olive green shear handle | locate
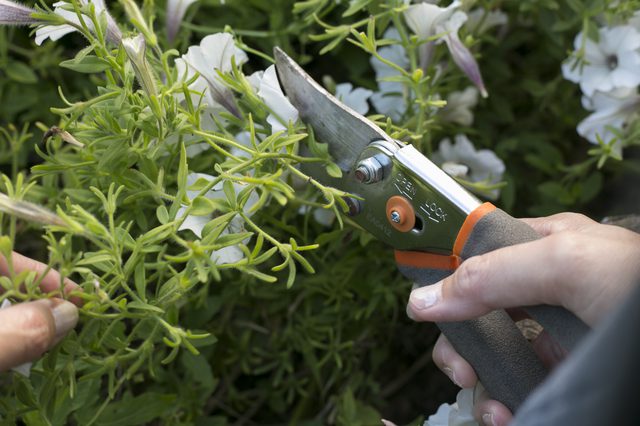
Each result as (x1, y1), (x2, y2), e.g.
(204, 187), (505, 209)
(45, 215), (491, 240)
(396, 203), (590, 413)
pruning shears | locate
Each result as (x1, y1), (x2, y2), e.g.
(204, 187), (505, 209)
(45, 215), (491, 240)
(274, 47), (590, 412)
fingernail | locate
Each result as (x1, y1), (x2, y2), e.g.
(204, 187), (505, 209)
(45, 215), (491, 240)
(409, 282), (441, 310)
(443, 366), (461, 387)
(482, 413), (496, 426)
(51, 300), (79, 342)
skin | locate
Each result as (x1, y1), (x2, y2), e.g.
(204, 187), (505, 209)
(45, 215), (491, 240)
(0, 251), (81, 372)
(406, 213), (640, 426)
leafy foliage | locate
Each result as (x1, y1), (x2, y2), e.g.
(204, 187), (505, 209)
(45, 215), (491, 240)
(0, 0), (638, 425)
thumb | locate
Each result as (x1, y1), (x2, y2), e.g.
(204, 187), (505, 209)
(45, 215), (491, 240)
(406, 237), (571, 323)
(0, 299), (79, 372)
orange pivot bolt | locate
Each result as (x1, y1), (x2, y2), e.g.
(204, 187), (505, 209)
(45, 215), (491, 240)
(385, 195), (416, 232)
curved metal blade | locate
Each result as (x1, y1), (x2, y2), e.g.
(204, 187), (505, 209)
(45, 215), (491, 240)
(274, 47), (395, 171)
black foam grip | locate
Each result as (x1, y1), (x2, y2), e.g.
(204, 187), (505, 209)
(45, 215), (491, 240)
(399, 264), (547, 412)
(439, 314), (547, 411)
(460, 208), (590, 353)
(396, 208), (591, 412)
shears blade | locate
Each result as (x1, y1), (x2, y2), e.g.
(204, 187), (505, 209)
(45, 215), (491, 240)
(273, 47), (396, 171)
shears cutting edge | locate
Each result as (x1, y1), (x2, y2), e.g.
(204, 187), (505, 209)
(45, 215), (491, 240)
(274, 47), (590, 412)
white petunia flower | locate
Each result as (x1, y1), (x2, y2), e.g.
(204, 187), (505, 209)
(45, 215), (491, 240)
(298, 205), (336, 227)
(434, 134), (505, 199)
(447, 387), (478, 426)
(440, 86), (479, 126)
(256, 65), (299, 133)
(175, 33), (248, 118)
(35, 0), (121, 45)
(246, 69), (264, 92)
(1, 299), (32, 377)
(177, 172), (259, 264)
(403, 0), (460, 39)
(231, 131), (254, 160)
(335, 83), (373, 115)
(441, 161), (469, 177)
(404, 2), (487, 97)
(424, 402), (450, 426)
(370, 28), (411, 121)
(562, 26), (640, 97)
(423, 388), (478, 426)
(0, 0), (39, 26)
(166, 0), (197, 43)
(577, 88), (640, 152)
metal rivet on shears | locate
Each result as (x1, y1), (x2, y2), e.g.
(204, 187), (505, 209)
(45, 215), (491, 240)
(385, 196), (415, 232)
(342, 197), (361, 216)
(354, 157), (384, 184)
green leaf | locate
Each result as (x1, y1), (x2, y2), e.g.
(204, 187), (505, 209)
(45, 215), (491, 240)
(343, 0), (372, 17)
(13, 374), (38, 409)
(156, 205), (169, 224)
(578, 172), (602, 203)
(5, 61), (37, 84)
(77, 252), (113, 266)
(222, 180), (236, 209)
(60, 56), (111, 74)
(325, 162), (343, 178)
(127, 301), (164, 313)
(214, 232), (252, 246)
(191, 196), (217, 216)
(286, 257), (296, 288)
(176, 142), (188, 202)
(538, 181), (574, 205)
(181, 352), (217, 391)
(244, 268), (277, 282)
(95, 392), (176, 426)
(134, 262), (147, 301)
(566, 0), (584, 13)
(0, 236), (13, 260)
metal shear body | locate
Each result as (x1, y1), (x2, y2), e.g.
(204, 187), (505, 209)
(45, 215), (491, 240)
(274, 47), (589, 412)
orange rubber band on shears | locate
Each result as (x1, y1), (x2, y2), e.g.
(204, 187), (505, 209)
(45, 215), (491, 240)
(394, 202), (497, 271)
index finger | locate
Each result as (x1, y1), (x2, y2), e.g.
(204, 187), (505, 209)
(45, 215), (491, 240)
(0, 251), (82, 305)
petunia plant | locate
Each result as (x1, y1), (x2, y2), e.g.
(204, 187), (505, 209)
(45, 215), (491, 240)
(0, 0), (637, 425)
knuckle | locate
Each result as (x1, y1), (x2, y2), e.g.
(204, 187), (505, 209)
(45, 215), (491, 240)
(452, 256), (488, 300)
(541, 212), (592, 235)
(544, 233), (586, 296)
(553, 212), (593, 229)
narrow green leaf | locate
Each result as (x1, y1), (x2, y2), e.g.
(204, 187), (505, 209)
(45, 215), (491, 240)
(343, 0), (373, 16)
(5, 61), (37, 84)
(60, 56), (111, 73)
(134, 262), (147, 301)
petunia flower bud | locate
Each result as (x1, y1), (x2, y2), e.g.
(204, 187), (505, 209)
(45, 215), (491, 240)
(0, 192), (66, 227)
(403, 3), (488, 98)
(0, 0), (39, 26)
(442, 12), (488, 98)
(166, 0), (197, 43)
(122, 34), (158, 99)
(100, 2), (122, 45)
